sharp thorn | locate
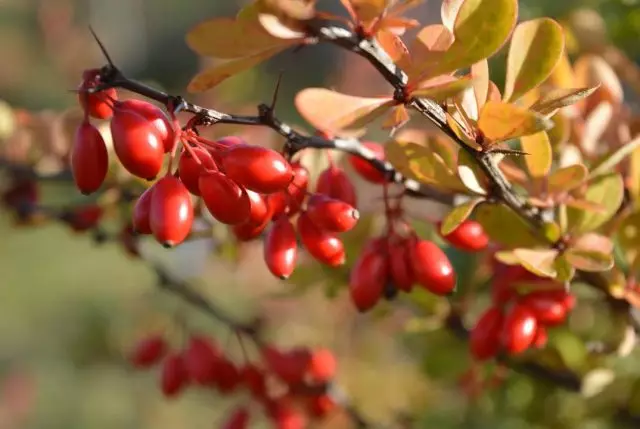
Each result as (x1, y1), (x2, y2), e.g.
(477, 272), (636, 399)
(88, 26), (115, 67)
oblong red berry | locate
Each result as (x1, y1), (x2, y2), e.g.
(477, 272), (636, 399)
(262, 347), (310, 386)
(518, 292), (568, 326)
(315, 166), (357, 208)
(221, 145), (293, 194)
(246, 190), (270, 226)
(64, 205), (104, 232)
(178, 146), (216, 195)
(388, 239), (414, 292)
(348, 141), (387, 183)
(232, 217), (270, 242)
(240, 364), (267, 399)
(149, 176), (194, 247)
(286, 162), (309, 215)
(306, 194), (359, 233)
(199, 171), (251, 225)
(130, 335), (168, 368)
(110, 107), (165, 180)
(132, 186), (154, 234)
(160, 352), (189, 397)
(440, 220), (489, 252)
(71, 120), (109, 195)
(210, 136), (247, 169)
(78, 69), (117, 119)
(533, 326), (548, 348)
(308, 348), (337, 382)
(469, 307), (503, 361)
(501, 304), (538, 355)
(221, 406), (250, 429)
(297, 212), (345, 266)
(410, 239), (456, 295)
(307, 394), (337, 419)
(115, 99), (175, 153)
(264, 216), (298, 279)
(214, 358), (241, 393)
(183, 335), (221, 385)
(349, 250), (387, 312)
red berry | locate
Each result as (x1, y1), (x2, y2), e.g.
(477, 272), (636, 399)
(270, 401), (307, 429)
(183, 336), (221, 385)
(71, 120), (109, 195)
(297, 212), (346, 266)
(214, 358), (241, 393)
(221, 406), (250, 429)
(267, 192), (288, 219)
(149, 176), (194, 247)
(348, 141), (387, 183)
(263, 347), (310, 386)
(501, 304), (538, 355)
(246, 190), (270, 226)
(305, 194), (359, 233)
(160, 353), (189, 397)
(64, 205), (103, 232)
(469, 307), (503, 361)
(308, 348), (336, 382)
(388, 239), (415, 292)
(110, 105), (165, 180)
(220, 145), (293, 194)
(286, 162), (310, 215)
(533, 326), (548, 349)
(115, 99), (175, 153)
(410, 239), (456, 295)
(440, 220), (489, 252)
(240, 364), (267, 399)
(349, 249), (387, 312)
(78, 69), (117, 119)
(178, 147), (216, 195)
(1, 179), (38, 210)
(130, 335), (168, 368)
(232, 217), (270, 242)
(316, 165), (357, 208)
(307, 394), (337, 419)
(132, 186), (154, 234)
(264, 215), (298, 279)
(199, 171), (251, 225)
(518, 292), (568, 326)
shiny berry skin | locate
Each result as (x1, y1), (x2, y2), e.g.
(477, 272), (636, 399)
(199, 171), (251, 225)
(264, 216), (298, 279)
(469, 307), (503, 361)
(263, 347), (310, 386)
(210, 136), (247, 169)
(410, 239), (456, 295)
(220, 145), (293, 194)
(221, 406), (250, 429)
(183, 336), (221, 385)
(129, 335), (168, 368)
(349, 250), (387, 312)
(114, 99), (175, 153)
(440, 220), (489, 252)
(348, 141), (387, 183)
(160, 353), (189, 397)
(533, 326), (548, 349)
(149, 176), (194, 247)
(306, 194), (359, 233)
(308, 348), (337, 382)
(78, 69), (117, 119)
(501, 304), (538, 355)
(178, 147), (216, 195)
(297, 212), (346, 266)
(240, 364), (267, 399)
(132, 186), (154, 234)
(388, 240), (414, 292)
(315, 165), (357, 208)
(71, 120), (109, 195)
(232, 217), (270, 242)
(245, 190), (270, 226)
(110, 105), (165, 180)
(518, 292), (568, 326)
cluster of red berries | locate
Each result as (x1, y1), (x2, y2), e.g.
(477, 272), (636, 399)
(129, 333), (339, 428)
(470, 262), (576, 361)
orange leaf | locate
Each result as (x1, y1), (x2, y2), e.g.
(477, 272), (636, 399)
(487, 81), (502, 102)
(471, 60), (490, 111)
(347, 0), (388, 24)
(547, 164), (587, 193)
(382, 105), (410, 130)
(295, 88), (395, 136)
(409, 75), (475, 101)
(477, 101), (554, 143)
(404, 25), (454, 79)
(376, 29), (410, 62)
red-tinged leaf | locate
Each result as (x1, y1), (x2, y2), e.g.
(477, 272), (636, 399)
(409, 75), (475, 101)
(347, 0), (388, 23)
(471, 60), (490, 111)
(440, 197), (485, 235)
(188, 46), (289, 93)
(572, 233), (614, 254)
(257, 13), (307, 39)
(530, 86), (600, 117)
(567, 173), (624, 234)
(487, 81), (502, 102)
(256, 0), (317, 20)
(512, 248), (559, 278)
(521, 131), (552, 178)
(503, 18), (565, 103)
(382, 105), (410, 130)
(547, 164), (587, 193)
(376, 29), (410, 62)
(477, 101), (554, 143)
(295, 88), (395, 136)
(588, 135), (640, 179)
(564, 248), (614, 272)
(500, 161), (529, 184)
(564, 198), (607, 213)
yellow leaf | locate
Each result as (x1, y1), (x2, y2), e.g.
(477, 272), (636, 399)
(476, 203), (546, 248)
(295, 88), (395, 136)
(521, 131), (552, 178)
(440, 198), (484, 235)
(547, 112), (570, 147)
(471, 59), (490, 111)
(347, 0), (388, 23)
(564, 248), (614, 272)
(617, 211), (640, 253)
(530, 86), (600, 117)
(566, 173), (624, 234)
(384, 140), (431, 181)
(457, 148), (487, 195)
(404, 25), (454, 76)
(588, 135), (640, 179)
(548, 50), (576, 89)
(187, 46), (287, 93)
(409, 75), (475, 101)
(477, 101), (554, 143)
(445, 113), (481, 150)
(503, 18), (565, 103)
(382, 105), (410, 130)
(513, 248), (559, 278)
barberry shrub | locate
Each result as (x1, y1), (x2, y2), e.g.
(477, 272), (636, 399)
(1, 0), (640, 428)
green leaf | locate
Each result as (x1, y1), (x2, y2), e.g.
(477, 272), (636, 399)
(476, 203), (545, 248)
(564, 248), (614, 272)
(588, 135), (640, 179)
(547, 164), (587, 193)
(542, 221), (562, 242)
(520, 131), (552, 178)
(530, 86), (600, 116)
(567, 173), (624, 234)
(440, 198), (485, 235)
(554, 255), (576, 282)
(477, 101), (554, 143)
(618, 211), (640, 252)
(503, 18), (565, 103)
(512, 248), (559, 278)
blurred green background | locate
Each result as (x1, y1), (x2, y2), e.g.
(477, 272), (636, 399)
(1, 1), (640, 428)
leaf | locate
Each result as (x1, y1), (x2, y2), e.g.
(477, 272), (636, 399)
(618, 211), (640, 251)
(520, 131), (552, 178)
(512, 248), (559, 278)
(409, 75), (475, 101)
(503, 18), (565, 103)
(257, 13), (307, 39)
(530, 86), (600, 117)
(377, 28), (410, 62)
(477, 101), (554, 143)
(564, 248), (614, 272)
(476, 203), (545, 248)
(572, 233), (614, 254)
(295, 88), (395, 136)
(554, 255), (575, 282)
(445, 113), (482, 150)
(542, 221), (562, 242)
(440, 198), (484, 235)
(547, 164), (588, 193)
(441, 0), (465, 31)
(588, 135), (640, 179)
(547, 113), (570, 147)
(564, 198), (607, 213)
(581, 102), (613, 156)
(566, 173), (624, 234)
(553, 331), (587, 372)
(385, 140), (431, 181)
(256, 0), (317, 20)
(382, 105), (410, 130)
(403, 25), (454, 74)
(346, 0), (388, 23)
(471, 60), (490, 111)
(457, 148), (487, 195)
(187, 46), (288, 93)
